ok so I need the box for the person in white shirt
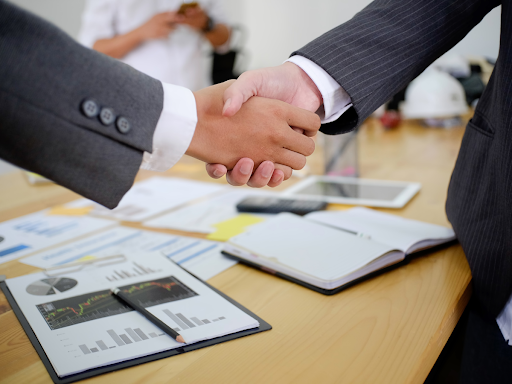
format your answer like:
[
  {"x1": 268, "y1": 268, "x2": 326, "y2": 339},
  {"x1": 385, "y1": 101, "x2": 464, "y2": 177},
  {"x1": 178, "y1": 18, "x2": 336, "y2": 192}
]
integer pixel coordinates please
[{"x1": 79, "y1": 0, "x2": 230, "y2": 90}]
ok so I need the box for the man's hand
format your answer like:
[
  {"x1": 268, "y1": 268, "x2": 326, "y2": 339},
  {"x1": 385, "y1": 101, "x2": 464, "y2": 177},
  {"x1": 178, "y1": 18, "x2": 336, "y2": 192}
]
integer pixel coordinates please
[
  {"x1": 175, "y1": 5, "x2": 209, "y2": 31},
  {"x1": 175, "y1": 5, "x2": 230, "y2": 47},
  {"x1": 136, "y1": 12, "x2": 178, "y2": 40},
  {"x1": 187, "y1": 81, "x2": 321, "y2": 175},
  {"x1": 223, "y1": 62, "x2": 322, "y2": 117},
  {"x1": 206, "y1": 62, "x2": 323, "y2": 187}
]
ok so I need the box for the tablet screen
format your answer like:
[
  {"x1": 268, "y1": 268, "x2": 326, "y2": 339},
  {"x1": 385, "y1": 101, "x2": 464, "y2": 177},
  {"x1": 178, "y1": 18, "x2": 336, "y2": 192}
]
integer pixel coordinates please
[{"x1": 294, "y1": 181, "x2": 406, "y2": 202}]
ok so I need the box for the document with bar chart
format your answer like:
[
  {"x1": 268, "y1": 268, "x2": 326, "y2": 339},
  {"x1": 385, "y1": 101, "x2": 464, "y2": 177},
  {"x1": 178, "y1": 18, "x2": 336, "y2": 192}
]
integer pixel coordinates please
[
  {"x1": 21, "y1": 226, "x2": 237, "y2": 281},
  {"x1": 5, "y1": 253, "x2": 259, "y2": 378},
  {"x1": 0, "y1": 209, "x2": 115, "y2": 265}
]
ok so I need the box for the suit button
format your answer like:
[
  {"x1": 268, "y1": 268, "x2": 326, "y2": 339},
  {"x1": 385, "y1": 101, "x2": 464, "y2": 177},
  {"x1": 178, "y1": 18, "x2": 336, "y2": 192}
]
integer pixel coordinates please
[
  {"x1": 99, "y1": 107, "x2": 116, "y2": 125},
  {"x1": 116, "y1": 116, "x2": 131, "y2": 134},
  {"x1": 81, "y1": 99, "x2": 99, "y2": 118}
]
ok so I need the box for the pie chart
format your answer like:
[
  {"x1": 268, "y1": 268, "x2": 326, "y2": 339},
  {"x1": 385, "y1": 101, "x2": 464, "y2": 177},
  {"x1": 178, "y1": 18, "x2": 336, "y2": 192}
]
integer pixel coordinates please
[{"x1": 26, "y1": 277, "x2": 78, "y2": 296}]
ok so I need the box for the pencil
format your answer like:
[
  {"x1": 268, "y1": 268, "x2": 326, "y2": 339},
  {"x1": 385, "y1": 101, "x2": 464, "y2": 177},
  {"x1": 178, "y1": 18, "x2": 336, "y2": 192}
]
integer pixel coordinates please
[{"x1": 111, "y1": 288, "x2": 185, "y2": 344}]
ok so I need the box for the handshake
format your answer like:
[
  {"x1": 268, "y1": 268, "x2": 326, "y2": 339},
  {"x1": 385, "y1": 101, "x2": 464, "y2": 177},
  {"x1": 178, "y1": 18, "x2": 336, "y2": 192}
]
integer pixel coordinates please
[{"x1": 186, "y1": 62, "x2": 324, "y2": 188}]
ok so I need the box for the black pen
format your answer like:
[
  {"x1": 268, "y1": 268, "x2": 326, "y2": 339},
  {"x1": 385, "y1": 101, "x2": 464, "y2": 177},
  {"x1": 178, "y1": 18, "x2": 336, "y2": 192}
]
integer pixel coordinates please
[{"x1": 111, "y1": 288, "x2": 185, "y2": 344}]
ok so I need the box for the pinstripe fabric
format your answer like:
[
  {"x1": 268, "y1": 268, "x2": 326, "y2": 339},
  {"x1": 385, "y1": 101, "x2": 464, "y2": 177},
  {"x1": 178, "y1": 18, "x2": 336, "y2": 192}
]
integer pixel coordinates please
[{"x1": 294, "y1": 0, "x2": 511, "y2": 317}]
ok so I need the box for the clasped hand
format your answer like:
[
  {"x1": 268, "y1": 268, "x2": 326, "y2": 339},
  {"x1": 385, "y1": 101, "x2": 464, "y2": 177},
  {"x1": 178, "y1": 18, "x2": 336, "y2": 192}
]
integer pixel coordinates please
[
  {"x1": 187, "y1": 80, "x2": 321, "y2": 186},
  {"x1": 204, "y1": 62, "x2": 323, "y2": 187}
]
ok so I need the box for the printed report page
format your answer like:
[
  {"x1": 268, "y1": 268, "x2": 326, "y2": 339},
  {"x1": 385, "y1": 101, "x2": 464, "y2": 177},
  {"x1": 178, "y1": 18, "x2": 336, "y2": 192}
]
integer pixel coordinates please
[
  {"x1": 6, "y1": 253, "x2": 258, "y2": 377},
  {"x1": 0, "y1": 209, "x2": 115, "y2": 264},
  {"x1": 20, "y1": 226, "x2": 237, "y2": 281}
]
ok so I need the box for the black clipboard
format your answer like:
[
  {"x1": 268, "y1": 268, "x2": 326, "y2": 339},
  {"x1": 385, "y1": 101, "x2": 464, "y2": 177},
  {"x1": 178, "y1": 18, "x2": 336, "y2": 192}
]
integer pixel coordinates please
[{"x1": 0, "y1": 278, "x2": 271, "y2": 384}]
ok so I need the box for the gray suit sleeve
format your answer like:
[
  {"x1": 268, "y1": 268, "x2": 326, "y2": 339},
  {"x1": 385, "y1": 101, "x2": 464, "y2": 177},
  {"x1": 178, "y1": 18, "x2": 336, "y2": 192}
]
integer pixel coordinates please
[
  {"x1": 0, "y1": 1, "x2": 164, "y2": 208},
  {"x1": 293, "y1": 0, "x2": 500, "y2": 135}
]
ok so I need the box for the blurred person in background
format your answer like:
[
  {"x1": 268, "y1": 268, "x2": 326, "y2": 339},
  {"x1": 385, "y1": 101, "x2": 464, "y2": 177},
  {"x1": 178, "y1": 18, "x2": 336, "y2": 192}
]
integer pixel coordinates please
[{"x1": 79, "y1": 0, "x2": 230, "y2": 90}]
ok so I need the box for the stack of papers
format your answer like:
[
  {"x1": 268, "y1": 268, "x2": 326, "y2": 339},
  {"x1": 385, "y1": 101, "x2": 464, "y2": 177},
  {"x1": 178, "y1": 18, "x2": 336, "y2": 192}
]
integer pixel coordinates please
[
  {"x1": 144, "y1": 189, "x2": 275, "y2": 234},
  {"x1": 21, "y1": 227, "x2": 237, "y2": 281},
  {"x1": 0, "y1": 210, "x2": 115, "y2": 264},
  {"x1": 66, "y1": 177, "x2": 227, "y2": 222}
]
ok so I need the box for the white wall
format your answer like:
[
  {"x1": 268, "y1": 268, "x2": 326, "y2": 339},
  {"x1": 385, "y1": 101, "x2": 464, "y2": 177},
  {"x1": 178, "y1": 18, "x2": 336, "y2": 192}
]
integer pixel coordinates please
[
  {"x1": 10, "y1": 0, "x2": 501, "y2": 65},
  {"x1": 10, "y1": 0, "x2": 86, "y2": 38},
  {"x1": 227, "y1": 0, "x2": 501, "y2": 69},
  {"x1": 448, "y1": 6, "x2": 501, "y2": 59},
  {"x1": 0, "y1": 0, "x2": 87, "y2": 174}
]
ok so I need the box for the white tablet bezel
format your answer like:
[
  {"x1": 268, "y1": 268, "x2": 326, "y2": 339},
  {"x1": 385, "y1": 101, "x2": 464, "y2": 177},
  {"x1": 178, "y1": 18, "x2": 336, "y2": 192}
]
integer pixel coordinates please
[{"x1": 281, "y1": 176, "x2": 421, "y2": 208}]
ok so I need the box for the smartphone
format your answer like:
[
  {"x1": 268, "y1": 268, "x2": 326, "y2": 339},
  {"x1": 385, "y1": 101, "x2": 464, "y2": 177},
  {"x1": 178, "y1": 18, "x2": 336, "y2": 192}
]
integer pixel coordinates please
[
  {"x1": 236, "y1": 197, "x2": 327, "y2": 216},
  {"x1": 177, "y1": 2, "x2": 198, "y2": 14}
]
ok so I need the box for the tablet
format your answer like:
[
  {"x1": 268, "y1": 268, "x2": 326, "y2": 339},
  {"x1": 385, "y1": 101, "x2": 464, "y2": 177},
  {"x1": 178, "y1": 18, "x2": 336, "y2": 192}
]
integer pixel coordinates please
[{"x1": 281, "y1": 176, "x2": 421, "y2": 208}]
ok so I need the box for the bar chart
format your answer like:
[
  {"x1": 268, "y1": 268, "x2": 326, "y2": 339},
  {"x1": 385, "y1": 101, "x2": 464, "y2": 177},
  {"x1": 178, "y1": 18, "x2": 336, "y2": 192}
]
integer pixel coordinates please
[
  {"x1": 78, "y1": 327, "x2": 166, "y2": 355},
  {"x1": 105, "y1": 262, "x2": 161, "y2": 282},
  {"x1": 14, "y1": 219, "x2": 79, "y2": 238},
  {"x1": 163, "y1": 309, "x2": 226, "y2": 331}
]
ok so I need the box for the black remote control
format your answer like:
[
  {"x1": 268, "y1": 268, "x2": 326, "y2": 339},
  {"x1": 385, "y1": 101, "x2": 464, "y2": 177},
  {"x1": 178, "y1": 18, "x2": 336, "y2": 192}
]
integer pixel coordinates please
[{"x1": 236, "y1": 197, "x2": 327, "y2": 216}]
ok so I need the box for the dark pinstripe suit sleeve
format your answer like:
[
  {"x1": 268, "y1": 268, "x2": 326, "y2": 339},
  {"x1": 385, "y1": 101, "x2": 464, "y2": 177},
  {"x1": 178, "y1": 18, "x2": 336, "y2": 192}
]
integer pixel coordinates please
[
  {"x1": 0, "y1": 1, "x2": 163, "y2": 208},
  {"x1": 293, "y1": 0, "x2": 500, "y2": 135}
]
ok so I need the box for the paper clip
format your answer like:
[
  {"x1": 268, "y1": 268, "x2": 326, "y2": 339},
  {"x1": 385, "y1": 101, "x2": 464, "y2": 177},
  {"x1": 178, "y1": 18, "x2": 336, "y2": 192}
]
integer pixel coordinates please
[{"x1": 43, "y1": 254, "x2": 127, "y2": 277}]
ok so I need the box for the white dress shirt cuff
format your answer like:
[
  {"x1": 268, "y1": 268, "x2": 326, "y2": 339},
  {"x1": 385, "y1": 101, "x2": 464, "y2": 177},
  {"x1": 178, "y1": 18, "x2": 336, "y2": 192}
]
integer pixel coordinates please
[
  {"x1": 497, "y1": 292, "x2": 512, "y2": 345},
  {"x1": 286, "y1": 55, "x2": 353, "y2": 123},
  {"x1": 140, "y1": 83, "x2": 197, "y2": 172}
]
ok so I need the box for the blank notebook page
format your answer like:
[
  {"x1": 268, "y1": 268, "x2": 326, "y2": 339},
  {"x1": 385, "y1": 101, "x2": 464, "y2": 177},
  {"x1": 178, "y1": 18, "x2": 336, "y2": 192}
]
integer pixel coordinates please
[
  {"x1": 228, "y1": 213, "x2": 396, "y2": 282},
  {"x1": 306, "y1": 207, "x2": 455, "y2": 253}
]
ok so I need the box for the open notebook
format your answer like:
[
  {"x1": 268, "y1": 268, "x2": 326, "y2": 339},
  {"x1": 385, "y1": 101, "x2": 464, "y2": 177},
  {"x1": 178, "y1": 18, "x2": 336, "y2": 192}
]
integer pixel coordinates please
[{"x1": 222, "y1": 208, "x2": 456, "y2": 293}]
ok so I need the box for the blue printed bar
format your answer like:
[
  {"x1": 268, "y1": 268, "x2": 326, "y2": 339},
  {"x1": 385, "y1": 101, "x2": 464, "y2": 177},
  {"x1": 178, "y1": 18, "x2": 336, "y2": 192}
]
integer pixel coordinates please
[{"x1": 0, "y1": 244, "x2": 30, "y2": 257}]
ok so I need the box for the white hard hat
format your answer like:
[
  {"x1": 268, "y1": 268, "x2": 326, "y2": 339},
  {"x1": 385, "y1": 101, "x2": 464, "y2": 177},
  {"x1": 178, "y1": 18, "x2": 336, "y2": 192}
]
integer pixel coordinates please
[
  {"x1": 401, "y1": 69, "x2": 468, "y2": 119},
  {"x1": 432, "y1": 54, "x2": 471, "y2": 78}
]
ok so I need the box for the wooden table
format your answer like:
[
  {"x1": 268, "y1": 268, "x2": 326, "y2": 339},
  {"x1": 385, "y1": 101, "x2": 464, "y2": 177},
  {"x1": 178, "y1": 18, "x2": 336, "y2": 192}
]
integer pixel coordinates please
[{"x1": 0, "y1": 118, "x2": 472, "y2": 384}]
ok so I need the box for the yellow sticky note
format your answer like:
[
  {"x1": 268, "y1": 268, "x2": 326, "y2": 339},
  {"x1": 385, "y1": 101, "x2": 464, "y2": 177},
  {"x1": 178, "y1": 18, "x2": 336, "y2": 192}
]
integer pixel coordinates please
[
  {"x1": 327, "y1": 204, "x2": 354, "y2": 211},
  {"x1": 27, "y1": 172, "x2": 45, "y2": 179},
  {"x1": 76, "y1": 255, "x2": 97, "y2": 262},
  {"x1": 207, "y1": 214, "x2": 264, "y2": 242},
  {"x1": 47, "y1": 205, "x2": 94, "y2": 216}
]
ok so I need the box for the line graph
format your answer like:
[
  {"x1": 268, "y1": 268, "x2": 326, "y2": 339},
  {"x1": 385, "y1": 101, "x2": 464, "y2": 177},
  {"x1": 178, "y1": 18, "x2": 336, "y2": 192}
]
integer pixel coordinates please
[
  {"x1": 36, "y1": 276, "x2": 197, "y2": 330},
  {"x1": 118, "y1": 276, "x2": 197, "y2": 308},
  {"x1": 37, "y1": 289, "x2": 132, "y2": 330}
]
